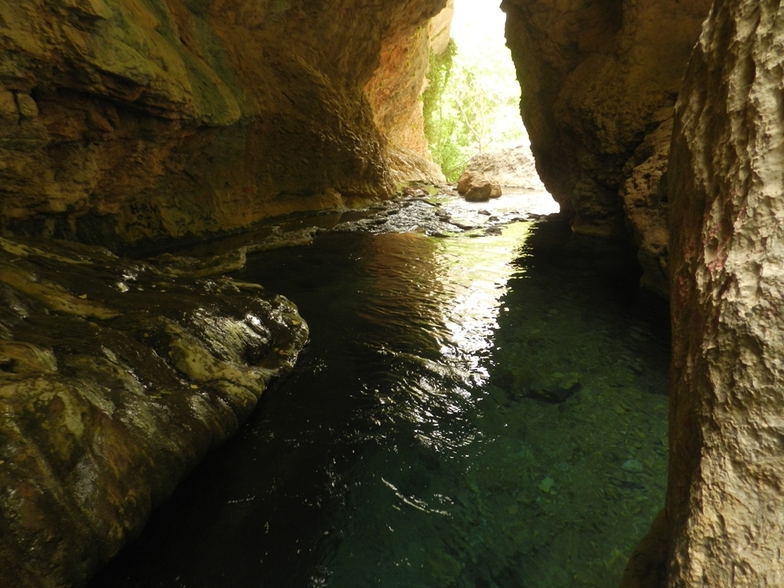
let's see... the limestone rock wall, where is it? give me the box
[0,237,308,587]
[0,0,446,249]
[501,0,711,295]
[667,2,784,585]
[364,1,452,186]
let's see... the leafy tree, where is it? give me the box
[423,37,528,181]
[422,39,468,181]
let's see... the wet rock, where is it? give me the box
[621,460,644,474]
[527,372,582,404]
[620,509,668,588]
[538,476,556,493]
[0,236,308,588]
[492,566,528,588]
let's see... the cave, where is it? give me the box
[1,0,783,586]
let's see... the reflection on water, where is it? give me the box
[90,193,668,588]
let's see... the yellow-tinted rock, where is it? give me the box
[0,0,448,247]
[667,2,784,584]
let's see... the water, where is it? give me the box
[90,191,670,588]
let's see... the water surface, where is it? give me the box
[90,191,669,588]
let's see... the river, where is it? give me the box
[89,190,670,588]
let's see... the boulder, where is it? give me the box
[462,144,545,190]
[456,170,502,202]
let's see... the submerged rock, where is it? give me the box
[0,237,308,587]
[527,372,582,404]
[621,459,644,474]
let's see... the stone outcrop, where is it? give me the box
[0,0,447,249]
[462,144,545,191]
[0,3,454,585]
[365,2,451,187]
[0,236,308,587]
[3,0,783,586]
[666,2,784,585]
[502,0,712,295]
[620,114,672,299]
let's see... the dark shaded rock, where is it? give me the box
[0,236,308,588]
[527,372,582,403]
[620,509,668,588]
[502,0,712,278]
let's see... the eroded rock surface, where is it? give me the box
[502,0,711,256]
[0,0,446,248]
[0,237,308,587]
[667,2,784,585]
[621,115,672,299]
[365,2,451,186]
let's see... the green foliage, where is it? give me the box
[423,39,466,181]
[422,37,528,182]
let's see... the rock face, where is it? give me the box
[461,144,545,190]
[666,2,784,585]
[0,2,457,585]
[0,236,308,587]
[502,0,712,294]
[365,2,451,187]
[0,0,446,249]
[620,115,673,299]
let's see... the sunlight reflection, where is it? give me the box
[434,220,533,385]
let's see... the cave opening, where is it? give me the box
[424,0,534,184]
[85,2,669,581]
[3,1,782,585]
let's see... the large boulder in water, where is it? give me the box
[456,171,502,202]
[461,144,545,190]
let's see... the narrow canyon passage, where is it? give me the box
[89,192,670,588]
[4,0,784,584]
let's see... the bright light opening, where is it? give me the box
[450,0,528,148]
[424,0,532,182]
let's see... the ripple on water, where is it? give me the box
[89,192,669,588]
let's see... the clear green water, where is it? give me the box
[90,194,670,588]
